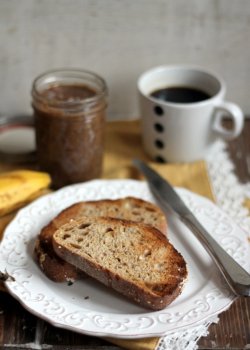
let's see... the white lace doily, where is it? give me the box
[157,139,250,350]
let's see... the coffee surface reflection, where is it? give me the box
[150,86,210,104]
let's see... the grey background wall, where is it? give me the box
[0,0,249,120]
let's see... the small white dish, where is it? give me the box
[0,116,35,162]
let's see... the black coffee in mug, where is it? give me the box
[150,86,211,103]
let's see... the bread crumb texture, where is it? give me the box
[53,216,186,297]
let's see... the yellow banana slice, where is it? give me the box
[0,170,51,216]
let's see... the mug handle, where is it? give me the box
[212,101,244,140]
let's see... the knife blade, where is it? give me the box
[133,159,250,297]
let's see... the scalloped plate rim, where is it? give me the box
[0,179,248,338]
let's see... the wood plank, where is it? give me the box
[0,291,122,349]
[198,119,250,349]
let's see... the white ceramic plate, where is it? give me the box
[0,179,249,338]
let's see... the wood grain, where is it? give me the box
[198,119,250,349]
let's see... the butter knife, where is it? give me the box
[133,159,250,297]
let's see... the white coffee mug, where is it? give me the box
[138,65,244,163]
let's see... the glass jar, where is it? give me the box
[31,69,107,189]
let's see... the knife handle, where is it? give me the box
[182,214,250,296]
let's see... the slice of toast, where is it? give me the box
[52,216,187,310]
[35,197,167,282]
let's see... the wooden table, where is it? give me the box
[0,120,250,350]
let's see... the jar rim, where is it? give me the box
[32,68,108,108]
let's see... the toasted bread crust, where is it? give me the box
[34,197,167,282]
[52,216,187,310]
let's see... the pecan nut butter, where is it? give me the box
[32,69,107,189]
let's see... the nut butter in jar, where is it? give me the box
[32,69,107,189]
